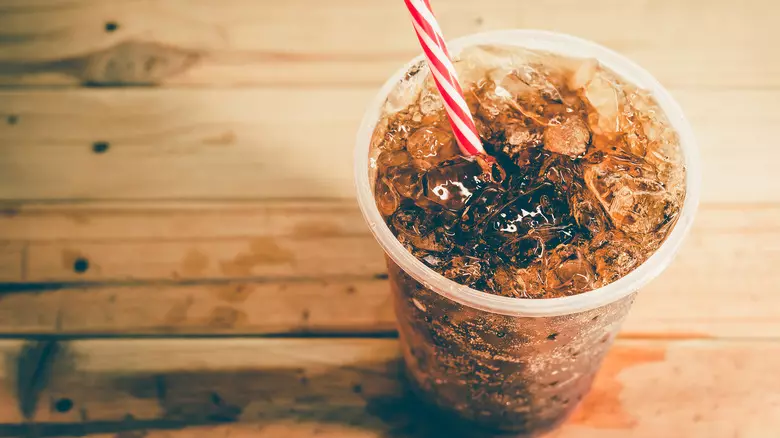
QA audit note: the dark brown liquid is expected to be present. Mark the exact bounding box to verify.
[371,45,685,298]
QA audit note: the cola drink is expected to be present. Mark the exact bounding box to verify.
[359,32,695,437]
[372,44,685,299]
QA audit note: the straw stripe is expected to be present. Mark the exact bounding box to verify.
[403,0,485,156]
[411,22,473,121]
[406,3,462,94]
[409,19,459,89]
[416,35,482,150]
[435,79,484,148]
[412,28,482,152]
[407,2,447,54]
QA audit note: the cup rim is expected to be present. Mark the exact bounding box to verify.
[354,29,701,317]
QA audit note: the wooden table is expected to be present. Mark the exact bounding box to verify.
[0,0,778,437]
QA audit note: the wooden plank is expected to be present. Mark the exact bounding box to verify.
[0,279,394,335]
[0,88,365,201]
[0,88,776,202]
[0,205,778,337]
[0,0,777,89]
[0,201,367,241]
[0,241,24,282]
[25,236,385,283]
[0,338,777,437]
[21,338,403,425]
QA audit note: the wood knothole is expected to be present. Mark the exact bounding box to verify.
[73,258,90,273]
[92,141,110,154]
[54,397,73,413]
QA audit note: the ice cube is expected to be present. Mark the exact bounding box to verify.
[370,117,390,152]
[377,149,412,168]
[441,256,485,286]
[588,231,641,284]
[375,177,400,217]
[454,45,514,85]
[568,59,598,90]
[569,188,611,237]
[478,73,551,128]
[386,163,425,200]
[419,85,444,116]
[406,127,459,164]
[608,185,677,234]
[544,246,596,295]
[584,73,623,135]
[498,72,535,97]
[391,206,452,252]
[505,121,543,148]
[425,158,487,211]
[543,116,590,157]
[584,155,675,234]
[624,124,648,158]
[474,84,506,121]
[539,154,581,193]
[380,114,416,151]
[487,265,530,298]
[515,64,564,102]
[384,61,428,114]
[515,266,546,299]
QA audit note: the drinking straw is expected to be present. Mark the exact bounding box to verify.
[404,0,485,156]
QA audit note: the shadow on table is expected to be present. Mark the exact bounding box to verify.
[0,353,517,438]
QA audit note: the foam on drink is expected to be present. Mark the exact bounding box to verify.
[370,44,686,299]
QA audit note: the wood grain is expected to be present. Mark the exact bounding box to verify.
[0,87,362,201]
[25,236,385,282]
[0,205,777,338]
[0,338,778,438]
[0,201,367,241]
[0,279,395,335]
[0,0,776,437]
[0,0,777,89]
[0,88,775,202]
[0,241,24,282]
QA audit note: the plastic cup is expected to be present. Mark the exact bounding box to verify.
[354,30,701,437]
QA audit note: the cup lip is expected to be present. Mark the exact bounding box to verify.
[354,29,701,317]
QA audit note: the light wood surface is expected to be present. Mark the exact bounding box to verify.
[0,0,776,89]
[0,0,778,436]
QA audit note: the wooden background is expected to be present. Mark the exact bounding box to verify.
[0,0,778,437]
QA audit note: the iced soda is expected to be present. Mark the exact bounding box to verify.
[356,31,695,437]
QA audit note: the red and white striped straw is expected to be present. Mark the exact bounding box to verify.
[403,0,485,156]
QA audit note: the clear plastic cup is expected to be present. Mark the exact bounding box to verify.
[354,30,701,437]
